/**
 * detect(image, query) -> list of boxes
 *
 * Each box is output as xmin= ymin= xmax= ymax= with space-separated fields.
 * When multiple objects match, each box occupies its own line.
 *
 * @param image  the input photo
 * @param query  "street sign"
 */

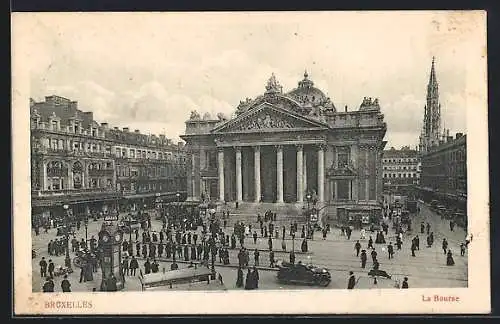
xmin=104 ymin=215 xmax=119 ymax=221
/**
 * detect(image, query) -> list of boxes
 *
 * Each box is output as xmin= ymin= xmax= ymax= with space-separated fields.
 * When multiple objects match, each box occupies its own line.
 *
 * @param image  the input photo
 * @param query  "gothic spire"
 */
xmin=429 ymin=56 xmax=437 ymax=86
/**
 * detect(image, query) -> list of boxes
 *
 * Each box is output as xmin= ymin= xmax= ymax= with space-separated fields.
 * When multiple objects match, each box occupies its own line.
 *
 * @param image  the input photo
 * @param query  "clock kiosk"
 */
xmin=98 ymin=220 xmax=125 ymax=291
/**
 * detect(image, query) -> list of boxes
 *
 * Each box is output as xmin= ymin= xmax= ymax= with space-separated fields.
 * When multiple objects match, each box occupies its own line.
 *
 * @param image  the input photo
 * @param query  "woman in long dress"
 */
xmin=244 ymin=269 xmax=252 ymax=290
xmin=236 ymin=267 xmax=244 ymax=288
xmin=446 ymin=250 xmax=455 ymax=266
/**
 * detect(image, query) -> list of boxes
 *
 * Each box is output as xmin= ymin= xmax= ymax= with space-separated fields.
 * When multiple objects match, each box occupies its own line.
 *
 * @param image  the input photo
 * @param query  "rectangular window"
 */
xmin=337 ymin=180 xmax=350 ymax=200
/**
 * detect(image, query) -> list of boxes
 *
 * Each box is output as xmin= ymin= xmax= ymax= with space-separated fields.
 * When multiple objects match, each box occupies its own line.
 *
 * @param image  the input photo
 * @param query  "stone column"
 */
xmin=42 ymin=161 xmax=48 ymax=190
xmin=303 ymin=151 xmax=307 ymax=192
xmin=365 ymin=178 xmax=370 ymax=201
xmin=69 ymin=164 xmax=74 ymax=189
xmin=112 ymin=160 xmax=117 ymax=190
xmin=365 ymin=147 xmax=370 ymax=200
xmin=296 ymin=144 xmax=304 ymax=202
xmin=276 ymin=145 xmax=284 ymax=203
xmin=349 ymin=180 xmax=352 ymax=200
xmin=334 ymin=180 xmax=338 ymax=201
xmin=235 ymin=147 xmax=243 ymax=202
xmin=352 ymin=178 xmax=359 ymax=201
xmin=254 ymin=146 xmax=261 ymax=203
xmin=317 ymin=145 xmax=325 ymax=202
xmin=218 ymin=148 xmax=225 ymax=201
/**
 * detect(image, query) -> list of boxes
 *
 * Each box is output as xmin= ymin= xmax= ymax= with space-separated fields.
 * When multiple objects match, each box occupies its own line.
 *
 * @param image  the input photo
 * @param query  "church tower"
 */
xmin=419 ymin=57 xmax=442 ymax=153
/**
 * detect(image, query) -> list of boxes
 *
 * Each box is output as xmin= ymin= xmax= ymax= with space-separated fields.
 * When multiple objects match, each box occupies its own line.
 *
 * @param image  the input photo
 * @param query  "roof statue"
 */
xmin=265 ymin=73 xmax=283 ymax=95
xmin=202 ymin=112 xmax=212 ymax=120
xmin=216 ymin=112 xmax=228 ymax=121
xmin=359 ymin=97 xmax=381 ymax=111
xmin=189 ymin=110 xmax=201 ymax=120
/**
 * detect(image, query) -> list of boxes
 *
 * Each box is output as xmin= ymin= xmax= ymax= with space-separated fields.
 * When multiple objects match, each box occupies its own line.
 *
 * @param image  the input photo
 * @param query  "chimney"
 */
xmin=344 ymin=105 xmax=348 ymax=112
xmin=100 ymin=122 xmax=108 ymax=129
xmin=456 ymin=133 xmax=463 ymax=139
xmin=123 ymin=127 xmax=129 ymax=132
xmin=134 ymin=129 xmax=140 ymax=134
xmin=114 ymin=127 xmax=119 ymax=130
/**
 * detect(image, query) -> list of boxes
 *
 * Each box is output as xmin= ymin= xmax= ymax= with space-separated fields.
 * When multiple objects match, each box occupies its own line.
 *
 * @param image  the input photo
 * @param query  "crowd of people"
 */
xmin=344 ymin=200 xmax=468 ymax=289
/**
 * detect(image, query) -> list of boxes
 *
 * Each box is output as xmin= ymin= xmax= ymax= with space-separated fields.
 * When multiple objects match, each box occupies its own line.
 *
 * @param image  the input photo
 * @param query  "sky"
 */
xmin=16 ymin=11 xmax=486 ymax=148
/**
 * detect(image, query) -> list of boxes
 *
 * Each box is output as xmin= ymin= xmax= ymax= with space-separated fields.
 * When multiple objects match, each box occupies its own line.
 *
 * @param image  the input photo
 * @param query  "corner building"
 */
xmin=181 ymin=73 xmax=387 ymax=222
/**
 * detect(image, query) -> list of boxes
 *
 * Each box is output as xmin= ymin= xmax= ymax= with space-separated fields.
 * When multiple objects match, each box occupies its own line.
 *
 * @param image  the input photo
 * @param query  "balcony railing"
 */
xmin=32 ymin=187 xmax=118 ymax=197
xmin=88 ymin=169 xmax=115 ymax=176
xmin=33 ymin=147 xmax=113 ymax=159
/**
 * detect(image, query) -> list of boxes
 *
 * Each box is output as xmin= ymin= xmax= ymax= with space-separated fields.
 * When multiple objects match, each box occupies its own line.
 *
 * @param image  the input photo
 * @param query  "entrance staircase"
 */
xmin=216 ymin=202 xmax=309 ymax=228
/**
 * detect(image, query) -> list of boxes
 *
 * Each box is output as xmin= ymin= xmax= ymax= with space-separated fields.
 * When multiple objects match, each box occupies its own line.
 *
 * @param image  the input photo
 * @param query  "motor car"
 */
xmin=276 ymin=261 xmax=331 ymax=287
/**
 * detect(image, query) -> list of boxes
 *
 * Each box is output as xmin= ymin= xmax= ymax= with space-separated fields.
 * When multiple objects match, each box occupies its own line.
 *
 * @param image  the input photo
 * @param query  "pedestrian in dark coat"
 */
xmin=368 ymin=237 xmax=374 ymax=249
xmin=401 ymin=277 xmax=409 ymax=288
xmin=254 ymin=249 xmax=260 ymax=266
xmin=129 ymin=256 xmax=139 ymax=276
xmin=268 ymin=237 xmax=273 ymax=251
xmin=191 ymin=245 xmax=197 ymax=260
xmin=347 ymin=271 xmax=356 ymax=289
xmin=244 ymin=269 xmax=252 ymax=290
xmin=48 ymin=260 xmax=55 ymax=278
xmin=197 ymin=244 xmax=203 ymax=260
xmin=144 ymin=258 xmax=151 ymax=274
xmin=136 ymin=242 xmax=141 ymax=257
xmin=460 ymin=243 xmax=466 ymax=256
xmin=415 ymin=236 xmax=420 ymax=250
xmin=42 ymin=277 xmax=54 ymax=292
xmin=442 ymin=238 xmax=448 ymax=255
xmin=371 ymin=249 xmax=377 ymax=262
xmin=269 ymin=251 xmax=275 ymax=267
xmin=122 ymin=257 xmax=129 ymax=276
xmin=236 ymin=267 xmax=244 ymax=288
xmin=39 ymin=257 xmax=47 ymax=278
xmin=252 ymin=266 xmax=260 ymax=289
xmin=446 ymin=250 xmax=455 ymax=266
xmin=61 ymin=275 xmax=71 ymax=292
xmin=354 ymin=241 xmax=361 ymax=257
xmin=360 ymin=250 xmax=367 ymax=268
xmin=184 ymin=245 xmax=189 ymax=261
xmin=158 ymin=243 xmax=164 ymax=257
xmin=388 ymin=243 xmax=394 ymax=259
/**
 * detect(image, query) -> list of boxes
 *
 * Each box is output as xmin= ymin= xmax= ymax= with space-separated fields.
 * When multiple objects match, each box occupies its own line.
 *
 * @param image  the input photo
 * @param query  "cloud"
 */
xmin=22 ymin=12 xmax=482 ymax=147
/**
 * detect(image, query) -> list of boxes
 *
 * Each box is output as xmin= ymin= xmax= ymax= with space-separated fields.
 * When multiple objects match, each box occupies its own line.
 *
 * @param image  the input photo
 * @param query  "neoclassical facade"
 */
xmin=181 ymin=72 xmax=387 ymax=220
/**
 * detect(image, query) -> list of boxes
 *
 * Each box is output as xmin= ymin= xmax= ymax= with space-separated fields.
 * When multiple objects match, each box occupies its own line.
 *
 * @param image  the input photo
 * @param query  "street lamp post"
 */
xmin=84 ymin=214 xmax=88 ymax=246
xmin=62 ymin=204 xmax=72 ymax=269
xmin=305 ymin=193 xmax=312 ymax=239
xmin=176 ymin=192 xmax=181 ymax=224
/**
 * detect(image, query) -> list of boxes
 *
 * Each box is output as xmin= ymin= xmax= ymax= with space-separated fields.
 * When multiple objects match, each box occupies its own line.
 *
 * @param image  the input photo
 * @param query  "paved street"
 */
xmin=32 ymin=201 xmax=468 ymax=292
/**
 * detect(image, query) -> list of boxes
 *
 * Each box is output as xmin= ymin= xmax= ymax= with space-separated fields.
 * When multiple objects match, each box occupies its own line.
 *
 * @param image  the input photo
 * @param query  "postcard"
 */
xmin=12 ymin=10 xmax=490 ymax=314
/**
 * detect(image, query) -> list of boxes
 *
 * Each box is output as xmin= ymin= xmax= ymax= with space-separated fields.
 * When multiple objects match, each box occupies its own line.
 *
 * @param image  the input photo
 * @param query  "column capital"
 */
xmin=295 ymin=144 xmax=304 ymax=151
xmin=217 ymin=147 xmax=225 ymax=153
xmin=253 ymin=145 xmax=261 ymax=152
xmin=234 ymin=146 xmax=242 ymax=152
xmin=274 ymin=144 xmax=283 ymax=151
xmin=316 ymin=143 xmax=327 ymax=151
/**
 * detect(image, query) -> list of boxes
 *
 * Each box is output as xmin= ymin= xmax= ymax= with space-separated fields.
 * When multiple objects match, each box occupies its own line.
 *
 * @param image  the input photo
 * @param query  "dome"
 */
xmin=286 ymin=71 xmax=328 ymax=106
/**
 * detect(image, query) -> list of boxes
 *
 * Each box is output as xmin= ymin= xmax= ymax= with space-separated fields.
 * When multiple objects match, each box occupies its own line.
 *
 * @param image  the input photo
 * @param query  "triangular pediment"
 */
xmin=212 ymin=102 xmax=328 ymax=134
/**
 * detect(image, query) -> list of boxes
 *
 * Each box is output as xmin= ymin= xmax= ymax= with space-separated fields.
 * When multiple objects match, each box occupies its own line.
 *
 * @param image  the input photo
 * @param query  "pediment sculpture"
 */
xmin=233 ymin=113 xmax=295 ymax=131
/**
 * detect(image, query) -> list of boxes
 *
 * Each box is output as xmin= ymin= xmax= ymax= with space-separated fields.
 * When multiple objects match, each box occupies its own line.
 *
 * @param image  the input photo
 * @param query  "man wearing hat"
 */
xmin=347 ymin=271 xmax=356 ymax=289
xmin=401 ymin=277 xmax=409 ymax=289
